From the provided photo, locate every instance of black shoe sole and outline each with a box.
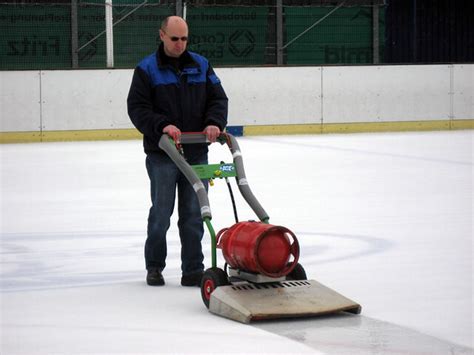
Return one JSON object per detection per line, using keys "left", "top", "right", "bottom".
{"left": 181, "top": 273, "right": 203, "bottom": 287}
{"left": 147, "top": 279, "right": 165, "bottom": 286}
{"left": 181, "top": 281, "right": 200, "bottom": 287}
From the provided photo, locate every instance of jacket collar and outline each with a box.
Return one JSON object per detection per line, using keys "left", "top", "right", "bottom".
{"left": 156, "top": 43, "right": 199, "bottom": 71}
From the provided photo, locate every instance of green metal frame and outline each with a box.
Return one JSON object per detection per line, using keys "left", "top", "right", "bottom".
{"left": 193, "top": 162, "right": 236, "bottom": 268}
{"left": 203, "top": 217, "right": 217, "bottom": 268}
{"left": 192, "top": 163, "right": 237, "bottom": 180}
{"left": 193, "top": 161, "right": 270, "bottom": 267}
{"left": 159, "top": 133, "right": 270, "bottom": 270}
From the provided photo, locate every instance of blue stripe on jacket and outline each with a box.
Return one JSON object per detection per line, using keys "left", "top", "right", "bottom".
{"left": 138, "top": 51, "right": 213, "bottom": 87}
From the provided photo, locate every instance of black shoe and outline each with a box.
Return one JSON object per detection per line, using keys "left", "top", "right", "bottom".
{"left": 146, "top": 268, "right": 165, "bottom": 286}
{"left": 181, "top": 271, "right": 203, "bottom": 287}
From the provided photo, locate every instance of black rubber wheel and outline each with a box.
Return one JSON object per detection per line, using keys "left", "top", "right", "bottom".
{"left": 200, "top": 267, "right": 229, "bottom": 309}
{"left": 286, "top": 263, "right": 307, "bottom": 281}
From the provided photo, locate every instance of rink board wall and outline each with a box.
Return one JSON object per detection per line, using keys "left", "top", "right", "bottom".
{"left": 1, "top": 64, "right": 473, "bottom": 143}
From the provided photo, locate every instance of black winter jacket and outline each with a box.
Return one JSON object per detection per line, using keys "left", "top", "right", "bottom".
{"left": 127, "top": 44, "right": 228, "bottom": 159}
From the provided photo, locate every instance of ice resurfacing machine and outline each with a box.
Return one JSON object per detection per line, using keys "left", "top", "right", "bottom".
{"left": 159, "top": 132, "right": 361, "bottom": 323}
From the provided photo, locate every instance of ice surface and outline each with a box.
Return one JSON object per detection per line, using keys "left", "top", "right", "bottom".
{"left": 1, "top": 131, "right": 472, "bottom": 354}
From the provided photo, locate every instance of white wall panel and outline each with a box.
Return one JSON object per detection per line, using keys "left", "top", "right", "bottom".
{"left": 0, "top": 71, "right": 41, "bottom": 132}
{"left": 217, "top": 67, "right": 322, "bottom": 126}
{"left": 323, "top": 65, "right": 451, "bottom": 123}
{"left": 453, "top": 65, "right": 474, "bottom": 120}
{"left": 41, "top": 69, "right": 133, "bottom": 131}
{"left": 1, "top": 65, "right": 472, "bottom": 136}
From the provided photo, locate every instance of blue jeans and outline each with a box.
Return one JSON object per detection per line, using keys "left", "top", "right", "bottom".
{"left": 145, "top": 153, "right": 207, "bottom": 276}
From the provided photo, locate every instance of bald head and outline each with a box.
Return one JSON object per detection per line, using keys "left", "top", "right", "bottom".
{"left": 161, "top": 16, "right": 187, "bottom": 31}
{"left": 159, "top": 16, "right": 189, "bottom": 58}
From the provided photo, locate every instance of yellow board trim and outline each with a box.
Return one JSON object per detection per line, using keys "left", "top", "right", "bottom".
{"left": 0, "top": 129, "right": 142, "bottom": 144}
{"left": 244, "top": 119, "right": 474, "bottom": 136}
{"left": 322, "top": 120, "right": 451, "bottom": 134}
{"left": 244, "top": 124, "right": 322, "bottom": 136}
{"left": 0, "top": 120, "right": 472, "bottom": 144}
{"left": 0, "top": 131, "right": 43, "bottom": 144}
{"left": 451, "top": 119, "right": 474, "bottom": 130}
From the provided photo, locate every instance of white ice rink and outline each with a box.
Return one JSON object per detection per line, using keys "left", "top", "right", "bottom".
{"left": 1, "top": 130, "right": 473, "bottom": 354}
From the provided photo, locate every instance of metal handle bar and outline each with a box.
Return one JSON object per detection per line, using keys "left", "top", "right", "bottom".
{"left": 158, "top": 132, "right": 269, "bottom": 223}
{"left": 174, "top": 132, "right": 216, "bottom": 144}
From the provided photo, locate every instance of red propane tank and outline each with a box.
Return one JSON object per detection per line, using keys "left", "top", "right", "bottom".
{"left": 216, "top": 221, "right": 300, "bottom": 278}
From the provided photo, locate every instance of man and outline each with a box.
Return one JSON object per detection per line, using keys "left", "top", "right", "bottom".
{"left": 127, "top": 16, "right": 228, "bottom": 286}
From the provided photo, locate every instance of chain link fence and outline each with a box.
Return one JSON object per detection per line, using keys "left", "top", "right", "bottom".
{"left": 1, "top": 0, "right": 471, "bottom": 70}
{"left": 0, "top": 0, "right": 388, "bottom": 69}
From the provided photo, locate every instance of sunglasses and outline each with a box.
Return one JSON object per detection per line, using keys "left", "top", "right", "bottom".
{"left": 163, "top": 31, "right": 188, "bottom": 42}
